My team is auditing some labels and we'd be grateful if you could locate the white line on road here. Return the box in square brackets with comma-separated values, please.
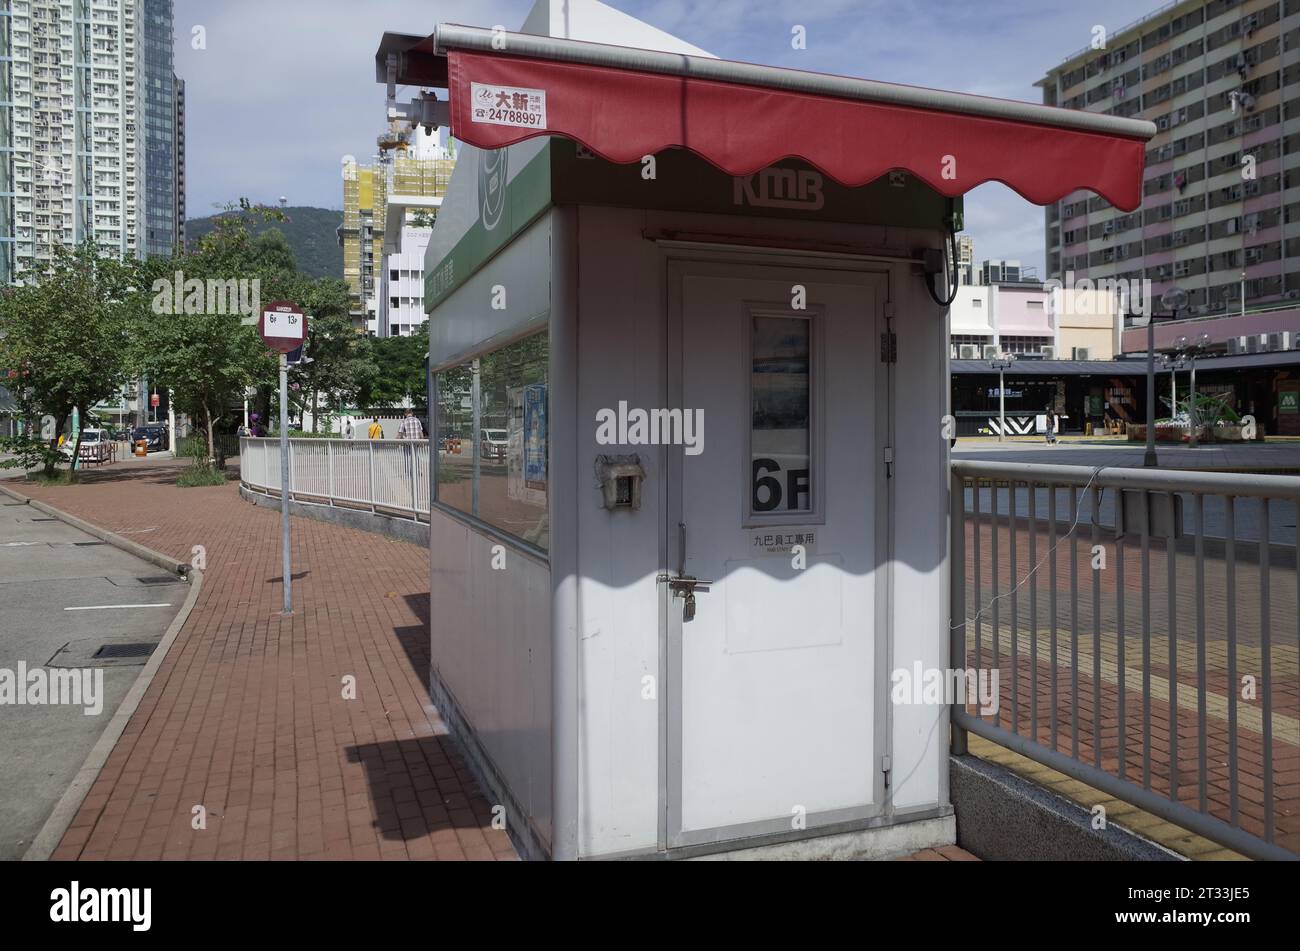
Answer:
[63, 604, 174, 612]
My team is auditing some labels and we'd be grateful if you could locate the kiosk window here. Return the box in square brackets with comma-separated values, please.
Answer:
[434, 332, 549, 551]
[750, 315, 812, 516]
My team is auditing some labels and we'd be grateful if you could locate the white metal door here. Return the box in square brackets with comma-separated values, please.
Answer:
[666, 259, 888, 847]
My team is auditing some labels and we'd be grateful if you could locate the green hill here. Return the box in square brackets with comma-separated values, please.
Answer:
[185, 206, 343, 280]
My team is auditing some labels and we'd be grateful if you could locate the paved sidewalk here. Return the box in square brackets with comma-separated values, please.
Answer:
[13, 459, 516, 861]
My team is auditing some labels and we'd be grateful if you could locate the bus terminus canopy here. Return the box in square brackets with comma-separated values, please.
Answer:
[376, 7, 1154, 862]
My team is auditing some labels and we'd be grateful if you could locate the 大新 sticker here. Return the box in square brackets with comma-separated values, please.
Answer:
[470, 83, 547, 129]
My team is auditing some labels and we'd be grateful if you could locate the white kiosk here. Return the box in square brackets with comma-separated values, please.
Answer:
[375, 0, 1153, 860]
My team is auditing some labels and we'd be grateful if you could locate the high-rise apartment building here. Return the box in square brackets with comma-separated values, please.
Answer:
[1039, 0, 1300, 318]
[174, 75, 184, 247]
[142, 0, 183, 257]
[956, 234, 975, 285]
[0, 0, 184, 283]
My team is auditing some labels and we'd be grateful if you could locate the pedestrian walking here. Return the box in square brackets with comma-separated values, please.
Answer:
[397, 408, 423, 441]
[367, 416, 385, 440]
[344, 419, 354, 440]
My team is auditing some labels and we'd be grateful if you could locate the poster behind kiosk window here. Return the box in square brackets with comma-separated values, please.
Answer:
[524, 383, 548, 491]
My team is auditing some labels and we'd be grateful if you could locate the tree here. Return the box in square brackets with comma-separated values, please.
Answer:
[0, 242, 149, 476]
[356, 322, 430, 410]
[253, 228, 297, 274]
[285, 277, 367, 432]
[136, 201, 294, 462]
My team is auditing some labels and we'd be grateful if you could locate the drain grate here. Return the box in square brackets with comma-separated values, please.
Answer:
[93, 643, 156, 660]
[135, 576, 179, 586]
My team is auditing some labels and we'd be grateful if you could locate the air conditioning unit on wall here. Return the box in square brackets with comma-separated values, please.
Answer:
[959, 344, 980, 360]
[983, 345, 1000, 360]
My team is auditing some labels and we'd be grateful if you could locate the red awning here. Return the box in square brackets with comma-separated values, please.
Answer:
[437, 27, 1154, 212]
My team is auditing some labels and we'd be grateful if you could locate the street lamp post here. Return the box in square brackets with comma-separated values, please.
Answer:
[1185, 332, 1211, 449]
[988, 352, 1017, 442]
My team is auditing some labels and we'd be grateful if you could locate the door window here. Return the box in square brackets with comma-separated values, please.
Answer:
[750, 313, 813, 517]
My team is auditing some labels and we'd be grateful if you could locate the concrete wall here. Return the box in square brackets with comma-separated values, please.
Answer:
[995, 285, 1054, 337]
[950, 285, 995, 339]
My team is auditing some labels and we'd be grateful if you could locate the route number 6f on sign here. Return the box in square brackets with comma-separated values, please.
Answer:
[259, 301, 307, 354]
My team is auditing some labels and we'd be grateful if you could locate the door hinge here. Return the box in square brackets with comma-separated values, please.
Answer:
[883, 446, 894, 479]
[880, 331, 897, 364]
[882, 754, 892, 787]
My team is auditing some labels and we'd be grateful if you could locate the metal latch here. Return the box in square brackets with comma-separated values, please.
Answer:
[657, 574, 713, 623]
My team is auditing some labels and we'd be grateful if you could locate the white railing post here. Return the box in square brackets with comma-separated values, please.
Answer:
[409, 443, 418, 514]
[287, 439, 295, 502]
[327, 439, 335, 505]
[368, 440, 376, 513]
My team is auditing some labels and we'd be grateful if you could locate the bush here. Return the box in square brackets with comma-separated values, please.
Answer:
[177, 465, 227, 488]
[179, 434, 210, 464]
[25, 469, 77, 486]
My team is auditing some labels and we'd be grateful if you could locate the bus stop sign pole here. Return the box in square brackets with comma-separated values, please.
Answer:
[280, 354, 292, 613]
[259, 301, 307, 615]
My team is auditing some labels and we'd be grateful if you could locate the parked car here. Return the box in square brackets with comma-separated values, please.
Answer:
[59, 428, 112, 464]
[77, 428, 113, 465]
[480, 428, 508, 461]
[131, 425, 170, 452]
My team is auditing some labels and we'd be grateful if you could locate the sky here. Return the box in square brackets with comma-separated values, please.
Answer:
[173, 0, 1155, 275]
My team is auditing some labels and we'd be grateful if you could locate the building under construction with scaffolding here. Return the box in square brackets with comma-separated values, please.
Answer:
[340, 128, 455, 335]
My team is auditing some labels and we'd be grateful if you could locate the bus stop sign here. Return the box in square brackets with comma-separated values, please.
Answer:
[259, 301, 307, 353]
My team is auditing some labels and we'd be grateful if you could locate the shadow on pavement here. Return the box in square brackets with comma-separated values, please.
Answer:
[344, 736, 491, 842]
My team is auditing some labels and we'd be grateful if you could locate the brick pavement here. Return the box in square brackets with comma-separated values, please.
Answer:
[13, 459, 516, 861]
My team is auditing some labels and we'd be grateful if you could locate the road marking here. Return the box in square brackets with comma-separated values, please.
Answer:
[64, 604, 174, 612]
[1, 542, 41, 548]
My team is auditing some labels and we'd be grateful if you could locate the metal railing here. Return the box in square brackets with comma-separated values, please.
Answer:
[240, 437, 431, 518]
[951, 460, 1300, 860]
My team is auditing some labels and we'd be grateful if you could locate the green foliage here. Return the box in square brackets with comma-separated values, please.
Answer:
[2, 200, 375, 477]
[0, 241, 150, 474]
[138, 221, 277, 462]
[179, 434, 210, 464]
[286, 279, 369, 432]
[177, 465, 228, 488]
[356, 322, 429, 410]
[185, 206, 344, 279]
[266, 429, 341, 439]
[0, 434, 64, 472]
[25, 469, 78, 486]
